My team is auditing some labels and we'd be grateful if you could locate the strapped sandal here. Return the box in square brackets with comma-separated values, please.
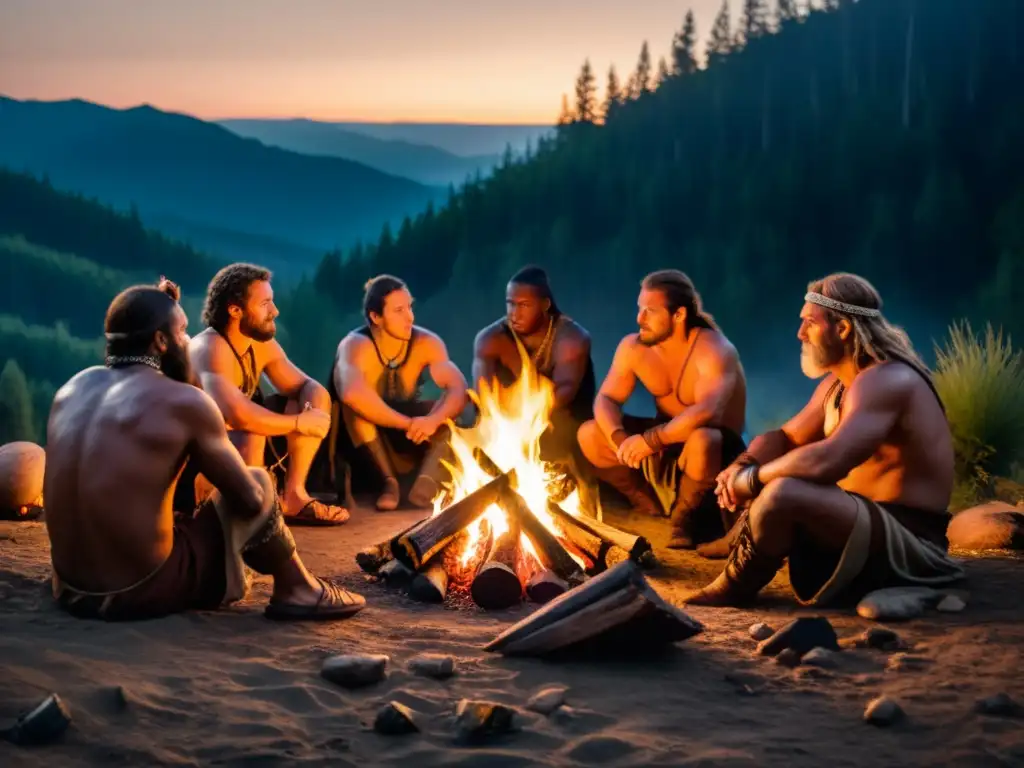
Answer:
[284, 499, 350, 527]
[264, 578, 366, 621]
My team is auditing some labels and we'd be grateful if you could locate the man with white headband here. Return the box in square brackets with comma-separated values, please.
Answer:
[681, 272, 964, 608]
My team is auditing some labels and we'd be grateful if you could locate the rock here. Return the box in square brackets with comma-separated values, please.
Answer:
[3, 693, 72, 746]
[936, 594, 966, 613]
[793, 666, 833, 681]
[885, 653, 930, 672]
[374, 702, 419, 735]
[408, 654, 456, 679]
[454, 699, 518, 744]
[856, 587, 943, 621]
[748, 622, 774, 641]
[947, 502, 1024, 550]
[864, 696, 904, 726]
[974, 693, 1021, 717]
[846, 627, 907, 651]
[774, 648, 802, 667]
[321, 654, 388, 688]
[756, 617, 839, 657]
[108, 685, 130, 711]
[526, 686, 568, 716]
[801, 647, 837, 668]
[551, 705, 577, 725]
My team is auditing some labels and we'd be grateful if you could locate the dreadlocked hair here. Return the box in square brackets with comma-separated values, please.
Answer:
[807, 272, 941, 407]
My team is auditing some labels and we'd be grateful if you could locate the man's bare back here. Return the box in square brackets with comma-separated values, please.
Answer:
[45, 366, 257, 593]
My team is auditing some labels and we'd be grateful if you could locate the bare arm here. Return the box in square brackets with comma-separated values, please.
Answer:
[334, 336, 413, 430]
[262, 340, 324, 401]
[741, 376, 835, 465]
[758, 367, 908, 485]
[550, 328, 591, 411]
[657, 342, 738, 445]
[472, 326, 503, 389]
[594, 336, 638, 447]
[185, 392, 264, 515]
[422, 334, 469, 423]
[191, 337, 298, 437]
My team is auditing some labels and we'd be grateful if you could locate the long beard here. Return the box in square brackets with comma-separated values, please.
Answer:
[800, 340, 842, 379]
[241, 314, 275, 342]
[161, 341, 194, 384]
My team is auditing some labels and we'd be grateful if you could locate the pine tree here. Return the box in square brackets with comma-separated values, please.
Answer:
[602, 65, 622, 122]
[557, 93, 576, 126]
[707, 1, 733, 67]
[574, 59, 598, 123]
[655, 56, 671, 88]
[671, 10, 699, 76]
[0, 360, 37, 444]
[738, 0, 771, 46]
[632, 41, 653, 97]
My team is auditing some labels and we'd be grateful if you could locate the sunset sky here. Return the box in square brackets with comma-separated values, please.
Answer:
[1, 0, 723, 124]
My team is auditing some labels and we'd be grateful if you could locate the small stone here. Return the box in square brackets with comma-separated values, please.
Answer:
[109, 685, 130, 711]
[856, 587, 942, 621]
[4, 693, 72, 745]
[526, 686, 568, 715]
[453, 699, 518, 744]
[975, 693, 1021, 717]
[374, 701, 419, 735]
[852, 627, 907, 651]
[748, 622, 774, 641]
[551, 705, 577, 725]
[793, 666, 833, 681]
[408, 654, 456, 679]
[801, 648, 837, 668]
[321, 654, 388, 688]
[757, 617, 839, 657]
[774, 648, 802, 667]
[936, 594, 966, 613]
[864, 696, 904, 726]
[885, 653, 930, 673]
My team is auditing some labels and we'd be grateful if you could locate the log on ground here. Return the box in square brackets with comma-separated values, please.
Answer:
[549, 501, 654, 566]
[526, 570, 568, 604]
[501, 487, 585, 587]
[483, 561, 703, 656]
[471, 518, 524, 610]
[391, 470, 515, 571]
[355, 519, 425, 573]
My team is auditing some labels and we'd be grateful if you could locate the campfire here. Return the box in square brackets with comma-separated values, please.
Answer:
[356, 352, 655, 610]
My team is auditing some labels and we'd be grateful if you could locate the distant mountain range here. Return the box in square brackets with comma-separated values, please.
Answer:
[219, 118, 509, 187]
[0, 97, 443, 274]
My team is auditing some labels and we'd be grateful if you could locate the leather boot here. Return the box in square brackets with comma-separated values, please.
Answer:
[667, 474, 716, 549]
[591, 464, 663, 517]
[696, 509, 745, 559]
[362, 439, 400, 511]
[408, 434, 452, 508]
[680, 514, 785, 607]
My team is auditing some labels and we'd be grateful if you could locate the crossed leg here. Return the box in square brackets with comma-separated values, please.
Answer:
[681, 477, 863, 606]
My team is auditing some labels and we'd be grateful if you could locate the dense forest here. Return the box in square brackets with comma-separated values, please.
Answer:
[2, 0, 1023, 485]
[278, 0, 1023, 429]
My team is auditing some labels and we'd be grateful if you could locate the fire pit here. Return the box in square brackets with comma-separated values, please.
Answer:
[355, 354, 656, 610]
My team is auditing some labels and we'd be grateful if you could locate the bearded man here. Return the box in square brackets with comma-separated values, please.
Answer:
[577, 270, 748, 549]
[681, 273, 965, 608]
[189, 263, 347, 526]
[472, 266, 598, 508]
[331, 275, 469, 511]
[43, 280, 364, 621]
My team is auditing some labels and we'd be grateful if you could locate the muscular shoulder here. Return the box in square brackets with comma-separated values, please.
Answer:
[696, 329, 741, 371]
[613, 333, 642, 363]
[849, 361, 920, 404]
[473, 319, 508, 355]
[556, 317, 591, 352]
[338, 329, 373, 361]
[189, 329, 233, 373]
[171, 380, 228, 431]
[411, 326, 453, 363]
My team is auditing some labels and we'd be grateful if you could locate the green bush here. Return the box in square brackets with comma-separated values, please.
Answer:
[933, 321, 1024, 509]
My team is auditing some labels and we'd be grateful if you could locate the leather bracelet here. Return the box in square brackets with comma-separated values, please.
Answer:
[642, 426, 666, 453]
[737, 463, 764, 496]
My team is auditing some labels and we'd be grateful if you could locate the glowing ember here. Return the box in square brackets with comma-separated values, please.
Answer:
[431, 348, 586, 571]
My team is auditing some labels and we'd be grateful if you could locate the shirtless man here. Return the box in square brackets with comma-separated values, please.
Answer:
[472, 266, 597, 500]
[681, 273, 964, 607]
[42, 281, 365, 621]
[331, 275, 469, 510]
[189, 263, 347, 526]
[577, 269, 748, 549]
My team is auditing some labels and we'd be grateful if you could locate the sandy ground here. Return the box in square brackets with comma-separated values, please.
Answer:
[1, 504, 1022, 768]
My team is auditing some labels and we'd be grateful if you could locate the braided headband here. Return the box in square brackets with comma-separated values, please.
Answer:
[804, 292, 881, 318]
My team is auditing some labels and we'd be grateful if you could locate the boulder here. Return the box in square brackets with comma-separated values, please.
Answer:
[947, 502, 1024, 551]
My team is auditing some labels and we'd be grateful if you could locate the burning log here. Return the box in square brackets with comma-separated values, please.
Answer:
[355, 519, 424, 573]
[548, 502, 655, 568]
[483, 561, 704, 657]
[501, 487, 585, 587]
[525, 571, 569, 604]
[470, 518, 524, 610]
[409, 561, 448, 603]
[391, 470, 516, 571]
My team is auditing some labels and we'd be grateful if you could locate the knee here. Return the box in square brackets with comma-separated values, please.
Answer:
[750, 477, 800, 523]
[302, 379, 330, 410]
[678, 427, 722, 469]
[576, 420, 602, 456]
